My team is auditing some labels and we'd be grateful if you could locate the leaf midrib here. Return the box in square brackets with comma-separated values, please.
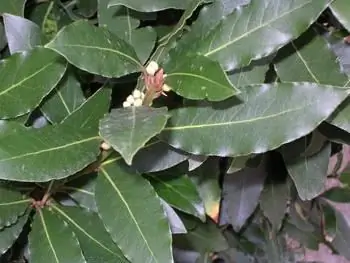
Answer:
[39, 210, 60, 263]
[204, 0, 312, 57]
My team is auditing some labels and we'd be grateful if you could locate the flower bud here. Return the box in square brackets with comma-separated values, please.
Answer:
[101, 142, 111, 151]
[132, 89, 142, 99]
[123, 101, 131, 108]
[162, 84, 171, 92]
[146, 61, 159, 76]
[126, 95, 134, 104]
[134, 98, 143, 107]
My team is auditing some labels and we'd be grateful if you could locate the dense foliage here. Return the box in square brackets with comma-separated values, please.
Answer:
[0, 0, 350, 262]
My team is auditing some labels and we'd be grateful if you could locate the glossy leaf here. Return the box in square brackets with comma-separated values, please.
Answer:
[148, 173, 206, 221]
[0, 88, 111, 182]
[322, 188, 350, 203]
[227, 155, 252, 174]
[330, 0, 350, 32]
[282, 140, 331, 201]
[99, 107, 170, 165]
[132, 140, 188, 173]
[188, 155, 207, 171]
[96, 159, 173, 263]
[0, 212, 28, 255]
[259, 179, 289, 230]
[41, 71, 86, 123]
[51, 204, 129, 263]
[46, 20, 142, 78]
[0, 47, 66, 118]
[0, 0, 26, 16]
[108, 0, 198, 12]
[274, 28, 349, 86]
[220, 162, 267, 231]
[29, 209, 86, 263]
[3, 13, 42, 54]
[0, 185, 29, 228]
[164, 55, 239, 101]
[177, 0, 332, 72]
[161, 199, 187, 234]
[160, 83, 348, 157]
[131, 27, 156, 64]
[61, 174, 97, 212]
[190, 159, 221, 221]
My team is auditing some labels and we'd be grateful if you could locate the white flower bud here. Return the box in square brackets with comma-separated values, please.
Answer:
[132, 89, 142, 99]
[123, 101, 131, 108]
[162, 84, 171, 92]
[134, 98, 143, 107]
[146, 61, 159, 76]
[101, 142, 111, 151]
[126, 95, 134, 104]
[141, 92, 145, 99]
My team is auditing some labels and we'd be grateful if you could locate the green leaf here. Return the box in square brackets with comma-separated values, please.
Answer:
[41, 71, 86, 123]
[164, 55, 239, 101]
[76, 0, 97, 18]
[0, 23, 7, 52]
[176, 0, 332, 71]
[190, 158, 221, 220]
[220, 162, 267, 231]
[108, 0, 201, 12]
[131, 27, 156, 64]
[46, 20, 142, 78]
[51, 204, 129, 263]
[0, 212, 28, 255]
[0, 185, 29, 228]
[281, 140, 331, 201]
[161, 200, 187, 234]
[188, 155, 207, 171]
[283, 222, 321, 250]
[0, 88, 111, 182]
[3, 13, 42, 54]
[96, 159, 173, 263]
[148, 172, 206, 221]
[322, 187, 350, 203]
[227, 155, 252, 174]
[61, 174, 97, 212]
[99, 107, 170, 165]
[274, 28, 349, 86]
[260, 179, 289, 230]
[29, 208, 86, 263]
[0, 47, 66, 118]
[173, 215, 229, 253]
[160, 83, 348, 156]
[330, 0, 350, 32]
[132, 140, 188, 173]
[0, 0, 26, 16]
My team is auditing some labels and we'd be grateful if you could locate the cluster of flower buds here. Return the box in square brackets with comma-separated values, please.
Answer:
[145, 61, 171, 94]
[122, 89, 145, 108]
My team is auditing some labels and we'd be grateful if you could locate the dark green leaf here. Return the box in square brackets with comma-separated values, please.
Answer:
[161, 199, 187, 234]
[131, 27, 156, 64]
[164, 55, 239, 101]
[29, 208, 86, 263]
[260, 179, 289, 230]
[0, 212, 28, 255]
[190, 159, 221, 220]
[188, 155, 207, 171]
[173, 216, 229, 253]
[282, 141, 331, 200]
[132, 140, 188, 173]
[76, 0, 97, 17]
[41, 71, 86, 123]
[175, 0, 331, 71]
[220, 161, 267, 231]
[283, 222, 321, 250]
[0, 23, 7, 52]
[46, 20, 142, 78]
[275, 28, 349, 86]
[322, 188, 350, 203]
[0, 0, 26, 16]
[96, 158, 173, 263]
[99, 107, 170, 165]
[51, 204, 129, 263]
[227, 155, 252, 174]
[108, 0, 200, 12]
[0, 47, 66, 118]
[0, 88, 111, 182]
[3, 13, 42, 54]
[61, 174, 97, 212]
[0, 185, 29, 228]
[148, 172, 205, 221]
[160, 83, 348, 157]
[330, 0, 350, 32]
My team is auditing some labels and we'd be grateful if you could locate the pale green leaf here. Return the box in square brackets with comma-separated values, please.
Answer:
[0, 47, 66, 118]
[99, 107, 170, 165]
[0, 0, 26, 16]
[175, 0, 332, 71]
[3, 13, 42, 54]
[160, 83, 348, 157]
[96, 158, 173, 263]
[29, 208, 87, 263]
[51, 204, 129, 263]
[46, 20, 142, 78]
[0, 88, 111, 182]
[330, 0, 350, 32]
[164, 55, 239, 101]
